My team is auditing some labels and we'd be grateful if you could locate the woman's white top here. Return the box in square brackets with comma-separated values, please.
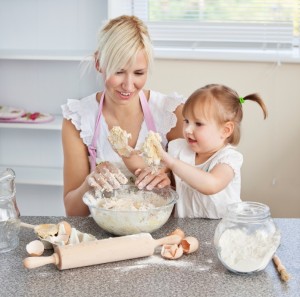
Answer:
[61, 90, 185, 177]
[168, 139, 243, 219]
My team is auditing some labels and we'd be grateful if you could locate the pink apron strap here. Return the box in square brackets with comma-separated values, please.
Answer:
[88, 92, 105, 172]
[88, 90, 156, 171]
[139, 90, 156, 132]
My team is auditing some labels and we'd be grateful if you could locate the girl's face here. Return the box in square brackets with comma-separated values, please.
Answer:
[103, 50, 148, 105]
[183, 110, 229, 155]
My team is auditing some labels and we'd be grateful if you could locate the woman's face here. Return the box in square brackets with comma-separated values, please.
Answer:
[104, 50, 148, 105]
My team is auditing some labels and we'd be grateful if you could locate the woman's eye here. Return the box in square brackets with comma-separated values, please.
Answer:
[196, 122, 203, 127]
[135, 72, 145, 76]
[183, 119, 189, 124]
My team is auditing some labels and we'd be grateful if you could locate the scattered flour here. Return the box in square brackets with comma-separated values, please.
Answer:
[217, 228, 280, 273]
[112, 255, 210, 272]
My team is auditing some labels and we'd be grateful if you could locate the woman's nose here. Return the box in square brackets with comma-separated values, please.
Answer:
[122, 75, 134, 91]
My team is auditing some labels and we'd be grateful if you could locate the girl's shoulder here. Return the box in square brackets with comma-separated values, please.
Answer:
[218, 145, 243, 159]
[210, 145, 243, 173]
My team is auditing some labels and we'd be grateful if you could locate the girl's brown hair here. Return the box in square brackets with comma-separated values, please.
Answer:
[182, 84, 268, 145]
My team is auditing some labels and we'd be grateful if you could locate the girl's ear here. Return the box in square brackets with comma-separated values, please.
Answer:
[94, 51, 101, 72]
[222, 121, 234, 138]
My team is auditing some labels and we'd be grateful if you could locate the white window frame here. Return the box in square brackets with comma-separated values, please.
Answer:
[108, 0, 300, 63]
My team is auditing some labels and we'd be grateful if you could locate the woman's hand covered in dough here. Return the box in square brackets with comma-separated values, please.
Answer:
[108, 126, 136, 158]
[134, 167, 171, 191]
[87, 161, 128, 192]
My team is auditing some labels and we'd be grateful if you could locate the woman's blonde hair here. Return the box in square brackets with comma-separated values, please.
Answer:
[95, 15, 153, 79]
[182, 84, 268, 145]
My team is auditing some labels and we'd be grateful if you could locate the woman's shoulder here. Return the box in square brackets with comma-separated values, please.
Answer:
[61, 92, 98, 135]
[149, 90, 186, 107]
[148, 90, 185, 142]
[61, 93, 98, 114]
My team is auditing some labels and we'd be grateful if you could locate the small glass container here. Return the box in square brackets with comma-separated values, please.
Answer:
[214, 201, 281, 274]
[0, 168, 20, 253]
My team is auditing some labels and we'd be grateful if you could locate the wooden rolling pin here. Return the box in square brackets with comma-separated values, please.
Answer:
[23, 233, 181, 270]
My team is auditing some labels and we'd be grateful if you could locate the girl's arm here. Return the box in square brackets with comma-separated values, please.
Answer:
[162, 151, 235, 195]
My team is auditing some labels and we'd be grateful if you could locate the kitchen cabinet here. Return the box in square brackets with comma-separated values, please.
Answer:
[0, 0, 106, 215]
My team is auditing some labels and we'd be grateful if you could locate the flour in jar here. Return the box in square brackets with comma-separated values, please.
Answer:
[96, 191, 167, 211]
[217, 228, 280, 273]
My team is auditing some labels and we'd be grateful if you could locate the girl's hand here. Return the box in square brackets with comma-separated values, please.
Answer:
[134, 167, 171, 191]
[87, 161, 128, 192]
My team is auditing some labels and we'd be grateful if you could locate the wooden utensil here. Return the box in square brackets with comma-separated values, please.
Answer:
[23, 233, 181, 270]
[21, 221, 71, 238]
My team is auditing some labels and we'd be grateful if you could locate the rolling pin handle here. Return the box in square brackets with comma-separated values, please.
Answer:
[20, 222, 36, 229]
[154, 234, 182, 247]
[23, 253, 59, 269]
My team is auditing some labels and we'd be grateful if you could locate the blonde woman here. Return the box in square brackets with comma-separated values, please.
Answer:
[61, 15, 185, 216]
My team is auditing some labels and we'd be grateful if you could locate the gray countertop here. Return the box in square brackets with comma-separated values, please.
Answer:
[1, 217, 299, 297]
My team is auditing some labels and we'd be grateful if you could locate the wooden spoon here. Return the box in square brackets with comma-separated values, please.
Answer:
[21, 221, 71, 239]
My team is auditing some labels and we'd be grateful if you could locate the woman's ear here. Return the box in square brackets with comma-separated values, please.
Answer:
[94, 51, 101, 72]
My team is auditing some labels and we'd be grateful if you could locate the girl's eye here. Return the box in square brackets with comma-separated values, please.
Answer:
[183, 119, 189, 124]
[196, 122, 203, 127]
[135, 71, 145, 76]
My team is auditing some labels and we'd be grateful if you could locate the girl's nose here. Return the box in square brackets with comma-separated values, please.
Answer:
[185, 123, 193, 134]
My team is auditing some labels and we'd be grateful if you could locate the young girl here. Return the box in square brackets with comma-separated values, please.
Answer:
[160, 84, 268, 219]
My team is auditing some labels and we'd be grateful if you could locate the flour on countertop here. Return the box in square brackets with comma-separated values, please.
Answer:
[113, 255, 210, 272]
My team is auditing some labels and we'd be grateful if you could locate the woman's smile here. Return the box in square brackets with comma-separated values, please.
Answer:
[117, 91, 133, 100]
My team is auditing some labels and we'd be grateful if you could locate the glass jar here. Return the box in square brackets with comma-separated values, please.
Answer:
[214, 201, 281, 274]
[0, 168, 20, 253]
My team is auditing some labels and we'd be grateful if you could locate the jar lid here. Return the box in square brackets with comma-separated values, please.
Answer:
[226, 201, 271, 222]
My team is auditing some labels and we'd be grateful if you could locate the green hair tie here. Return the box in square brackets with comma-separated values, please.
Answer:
[239, 97, 245, 104]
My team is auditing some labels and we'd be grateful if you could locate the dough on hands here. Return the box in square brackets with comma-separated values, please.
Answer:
[141, 131, 162, 167]
[108, 126, 133, 157]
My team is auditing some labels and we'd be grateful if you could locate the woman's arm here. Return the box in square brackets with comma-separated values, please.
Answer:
[134, 103, 185, 189]
[62, 119, 91, 216]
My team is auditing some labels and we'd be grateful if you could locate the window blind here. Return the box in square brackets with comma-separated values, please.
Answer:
[108, 0, 300, 60]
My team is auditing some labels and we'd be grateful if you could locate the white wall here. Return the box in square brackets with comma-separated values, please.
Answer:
[1, 0, 299, 217]
[147, 59, 300, 218]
